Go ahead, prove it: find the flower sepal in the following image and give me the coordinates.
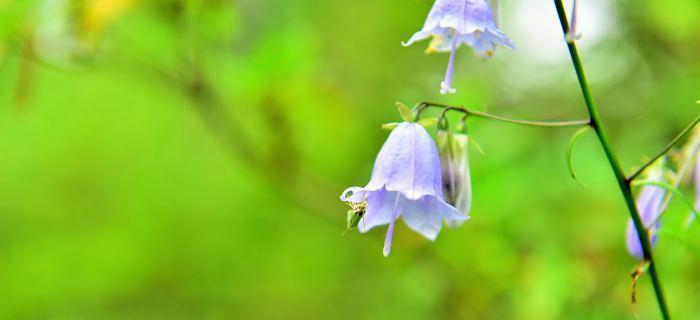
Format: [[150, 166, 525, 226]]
[[382, 113, 438, 131], [396, 102, 416, 122], [380, 102, 416, 130]]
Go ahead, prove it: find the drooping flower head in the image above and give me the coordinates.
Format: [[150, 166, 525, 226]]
[[436, 123, 472, 225], [626, 162, 667, 260], [341, 121, 469, 256], [402, 0, 515, 94]]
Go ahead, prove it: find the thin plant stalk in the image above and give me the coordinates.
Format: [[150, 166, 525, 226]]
[[553, 1, 670, 318]]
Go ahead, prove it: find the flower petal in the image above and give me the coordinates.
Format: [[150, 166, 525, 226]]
[[400, 195, 467, 240], [358, 189, 399, 233], [625, 222, 645, 260], [400, 196, 443, 241], [431, 0, 495, 35], [340, 186, 366, 203], [366, 122, 444, 200], [403, 0, 515, 58], [402, 29, 435, 47], [626, 168, 666, 259]]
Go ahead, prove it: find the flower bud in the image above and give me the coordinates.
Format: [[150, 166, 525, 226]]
[[437, 128, 472, 227]]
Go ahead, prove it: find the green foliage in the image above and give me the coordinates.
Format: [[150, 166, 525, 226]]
[[0, 0, 698, 319]]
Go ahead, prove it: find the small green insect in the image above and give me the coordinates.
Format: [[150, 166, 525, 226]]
[[345, 201, 367, 230], [341, 190, 367, 235], [340, 196, 367, 235]]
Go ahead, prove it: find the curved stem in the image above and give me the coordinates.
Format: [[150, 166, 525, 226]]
[[420, 102, 590, 128], [627, 114, 700, 182], [553, 1, 671, 319], [469, 109, 590, 127]]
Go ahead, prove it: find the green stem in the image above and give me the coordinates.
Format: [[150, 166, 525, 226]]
[[419, 102, 590, 128], [553, 1, 670, 319], [627, 114, 700, 182]]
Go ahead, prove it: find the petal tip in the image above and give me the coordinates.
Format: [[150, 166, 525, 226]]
[[340, 187, 365, 202]]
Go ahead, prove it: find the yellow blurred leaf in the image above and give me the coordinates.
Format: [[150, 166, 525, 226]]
[[82, 0, 137, 40]]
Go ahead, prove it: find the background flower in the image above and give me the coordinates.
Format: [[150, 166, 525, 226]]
[[402, 0, 515, 94], [626, 166, 667, 260]]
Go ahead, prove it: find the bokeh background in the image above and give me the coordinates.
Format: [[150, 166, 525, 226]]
[[0, 0, 699, 319]]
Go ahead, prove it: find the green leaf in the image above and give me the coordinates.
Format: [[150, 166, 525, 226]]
[[631, 180, 700, 224], [567, 126, 592, 188], [396, 102, 415, 122]]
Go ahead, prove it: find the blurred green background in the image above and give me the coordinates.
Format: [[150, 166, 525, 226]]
[[0, 0, 699, 319]]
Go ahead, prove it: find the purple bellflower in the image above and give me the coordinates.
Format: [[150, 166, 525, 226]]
[[436, 128, 472, 226], [340, 122, 469, 257], [402, 0, 515, 94], [626, 164, 666, 260]]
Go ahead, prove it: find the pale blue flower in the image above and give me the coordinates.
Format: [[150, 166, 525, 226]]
[[341, 122, 469, 256], [402, 0, 515, 94], [626, 166, 666, 260]]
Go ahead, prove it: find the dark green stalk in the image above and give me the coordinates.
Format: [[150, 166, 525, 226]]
[[419, 102, 590, 128], [553, 1, 670, 318]]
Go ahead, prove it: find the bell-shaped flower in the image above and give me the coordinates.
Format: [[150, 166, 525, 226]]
[[340, 122, 469, 256], [626, 165, 667, 260], [402, 0, 515, 94], [436, 128, 472, 225]]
